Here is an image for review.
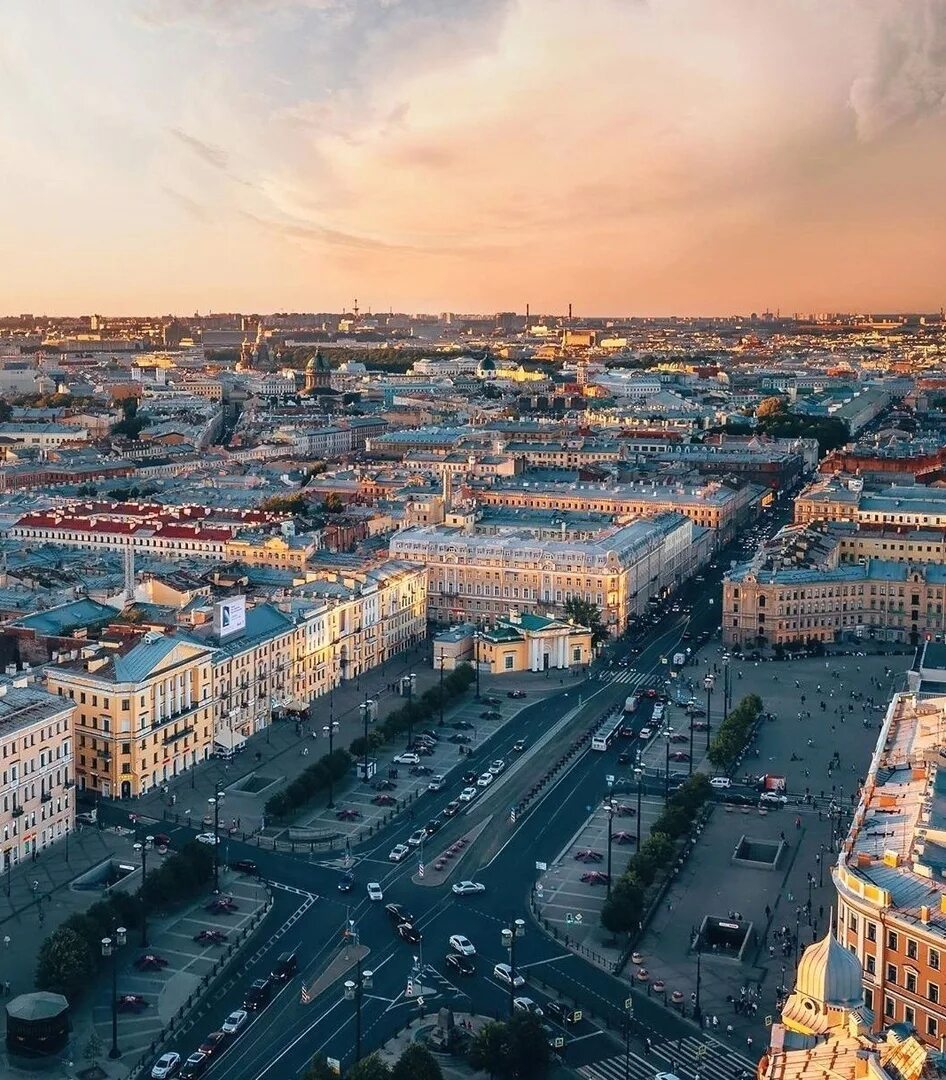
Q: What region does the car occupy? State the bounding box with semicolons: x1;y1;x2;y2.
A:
477;772;494;787
544;1000;582;1025
450;733;472;744
692;720;709;731
760;791;788;806
409;764;434;776
452;880;485;896
179;1052;210;1080
446;952;476;976
493;962;525;988
414;743;435;756
373;778;398;791
194;929;227;944
688;706;706;717
575;848;604;862
389;844;410;862
449;934;476;955
373;793;397;807
669;733;688;743
512;739;526;753
199;1032;227;1057
243;977;272;1011
424;818;442;835
367;882;384;901
489;759;505;775
462;771;479;784
669;751;690;762
709;776;732;789
222;1009;249;1035
420;729;441;741
481;696;501;706
581;870;610;885
338;871;355;892
722;793;753;806
151;1052;181;1079
508;690;527;698
230;859;258;875
135;953;169;971
407;828;427;847
513;996;544;1017
442;800;461;817
459;787;478;802
385;903;414;925
396;922;422;944
480;710;501;722
414;735;437;747
116;994;148;1013
393;752;420;765
195;833;220;845
272;951;298;981
655;1073;684;1080
336;808;362;821
453;720;474;730
206;896;239;913
638;727;653;739
617;751;632;765
152;832;172;848
428;775;445;792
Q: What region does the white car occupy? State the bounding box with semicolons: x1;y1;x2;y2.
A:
452;880;486;896
389;844;410;862
459;787;478;802
513;996;544;1017
760;791;788;805
489;760;505;775
428;776;445;792
367;882;384;901
638;727;653;740
493;962;525;988
449;934;476;956
476;772;494;787
221;1009;248;1035
407;829;427;847
195;833;220;845
393;752;420;766
709;776;732;789
151;1053;181;1079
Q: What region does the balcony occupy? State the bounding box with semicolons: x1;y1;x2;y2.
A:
152;700;202;733
163;726;195;747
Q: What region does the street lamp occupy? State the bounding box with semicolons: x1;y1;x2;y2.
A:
634;766;644;848
359;696;371;782
722;654;732;718
343;925;372;1064
406;673;417;747
818;843;825;888
623;997;634;1080
605;798;616;898
323;717;340;808
132;835;153;947
474;631;482;701
438;649;445;726
693;947;703;1026
703;674;715;750
208;793;223;894
663;726;673;804
101;926;127;1059
807;872;815;926
501;918;526;1018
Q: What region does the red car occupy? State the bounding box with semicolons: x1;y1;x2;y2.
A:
194;929;228;944
614;804;637;816
199;1031;227;1057
372;794;397;807
206;897;239;914
574;849;603;863
669;733;688;744
692;720;709;731
580;871;610;885
134;953;169;971
611;831;636;844
336;809;362;821
116;994;148;1013
670;751;690;762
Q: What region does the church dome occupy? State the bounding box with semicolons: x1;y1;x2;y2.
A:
795;930;864;1008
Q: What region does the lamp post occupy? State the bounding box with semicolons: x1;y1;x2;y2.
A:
663;726;673;804
703;674;715;750
818;843;825;888
101;926;127;1059
807;872;815;926
406;673;417;748
501;918;526;1018
474;631;482;701
635;765;643;848
438;649;445;726
323;717;340;808
693;947;703;1026
343;924;372;1065
723;654;732;718
208;792;223;894
605;797;616;898
359;696;371;782
132;835;153;947
794;907;801;968
624;997;634;1080
687;705;695;776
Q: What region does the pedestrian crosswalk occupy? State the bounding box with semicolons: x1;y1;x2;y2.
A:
598;670;644;685
580;1035;753;1080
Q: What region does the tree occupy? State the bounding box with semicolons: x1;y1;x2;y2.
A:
600;877;644;935
35;926;94;1001
346;1053;391;1080
562;597;607;646
84;1030;104;1068
506;1014;551;1080
304;1054;338;1080
469;1021;510;1078
755;396;786;419
392;1043;443;1080
322;492;344;514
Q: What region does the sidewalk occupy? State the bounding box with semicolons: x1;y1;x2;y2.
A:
119;641;567;837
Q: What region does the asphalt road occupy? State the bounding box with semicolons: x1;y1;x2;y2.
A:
132;502;799;1080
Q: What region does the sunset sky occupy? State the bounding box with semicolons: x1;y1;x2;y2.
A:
3;0;946;316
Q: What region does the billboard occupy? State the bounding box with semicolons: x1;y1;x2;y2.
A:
214;595;247;639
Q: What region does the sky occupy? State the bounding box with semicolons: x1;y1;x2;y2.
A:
2;0;946;317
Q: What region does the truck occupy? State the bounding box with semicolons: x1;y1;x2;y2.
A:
624;694;639;714
757;773;787;793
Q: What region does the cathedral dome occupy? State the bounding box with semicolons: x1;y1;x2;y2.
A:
796;930;864;1008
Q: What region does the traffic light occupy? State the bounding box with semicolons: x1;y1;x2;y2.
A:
406;978;414;997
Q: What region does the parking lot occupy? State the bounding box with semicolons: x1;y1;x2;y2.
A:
90;870;267;1062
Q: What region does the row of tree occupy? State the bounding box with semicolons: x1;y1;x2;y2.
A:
305;1013;551;1080
600;772;712;935
706;693;764;771
36;840;215;1002
264;748;352;820
348;665;476;759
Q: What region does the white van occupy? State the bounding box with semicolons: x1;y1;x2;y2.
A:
709;776;732;789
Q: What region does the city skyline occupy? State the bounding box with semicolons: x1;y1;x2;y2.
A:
3;1;946;315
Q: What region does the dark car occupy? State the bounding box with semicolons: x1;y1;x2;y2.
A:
479;710;501;722
338;871;355;892
544;1000;582;1024
481;696;500;706
617;751;632;765
722;792;753;806
372;779;397;791
179;1052;210;1080
415;743;435;756
243;978;272;1011
424;818;442;835
462;771;479;784
396;922;422;944
450;733;471;744
419;729;440;741
194;929;227;944
446;953;476;976
116;994;148;1013
409;764;433;776
507;690;527;699
385;903;414;925
198;1032;227;1057
372;793;397;807
452;720;474;730
230;859;258;875
512;739;526;753
271;951;298;982
442;800;461;817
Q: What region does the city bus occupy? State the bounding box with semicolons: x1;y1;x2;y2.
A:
591;713;624;752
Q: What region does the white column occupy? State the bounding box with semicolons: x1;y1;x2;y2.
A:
154;684;163;722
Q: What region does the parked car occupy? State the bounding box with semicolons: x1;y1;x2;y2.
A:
194;929;227;944
393;752;420;765
179;1052;209;1080
116;994;148;1013
135;953;169;972
373;794;397;807
449;733;472;744
453;720;474;730
221;1009;249;1035
480;710;501;722
508;690;527;699
151;1052;181;1079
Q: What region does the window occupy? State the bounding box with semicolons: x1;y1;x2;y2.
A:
904;1005;915;1026
907;939;918;960
931;948;940;971
864;988;874;1012
887;930;899;951
866;955;876;975
504;656;514;671
121;699;130;711
867;921;877;943
928;1017;939;1039
929;983;939;1004
886;963;898;985
906;971;917;993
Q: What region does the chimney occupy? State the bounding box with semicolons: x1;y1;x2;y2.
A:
921;905;931;924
